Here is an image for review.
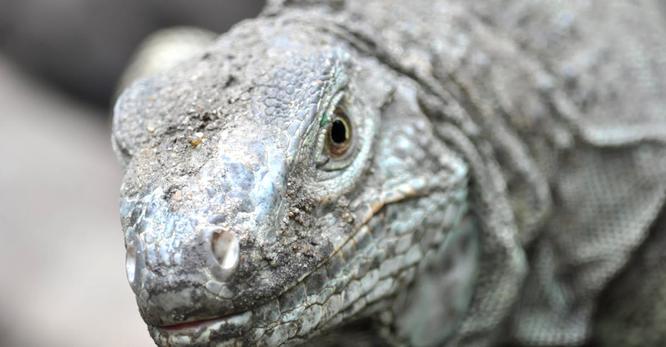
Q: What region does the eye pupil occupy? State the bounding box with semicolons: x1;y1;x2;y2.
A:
324;99;352;158
330;119;348;144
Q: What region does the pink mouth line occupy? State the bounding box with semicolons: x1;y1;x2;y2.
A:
159;316;225;331
157;310;253;332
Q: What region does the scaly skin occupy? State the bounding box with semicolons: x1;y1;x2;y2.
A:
112;1;666;346
113;15;477;346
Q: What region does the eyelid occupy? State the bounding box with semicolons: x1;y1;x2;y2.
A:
319;90;345;127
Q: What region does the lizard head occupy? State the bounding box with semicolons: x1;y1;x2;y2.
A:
113;16;475;346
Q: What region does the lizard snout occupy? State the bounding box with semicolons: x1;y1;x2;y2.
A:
120;195;250;327
118;138;295;328
124;224;241;294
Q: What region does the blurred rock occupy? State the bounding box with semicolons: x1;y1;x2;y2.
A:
0;0;264;108
0;56;152;346
116;27;217;99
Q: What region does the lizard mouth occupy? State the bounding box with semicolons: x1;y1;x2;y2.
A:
156;310;253;332
159;315;240;331
150;311;253;344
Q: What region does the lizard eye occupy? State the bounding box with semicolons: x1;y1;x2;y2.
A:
325;104;352;157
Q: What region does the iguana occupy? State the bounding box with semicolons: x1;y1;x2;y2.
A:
111;1;666;346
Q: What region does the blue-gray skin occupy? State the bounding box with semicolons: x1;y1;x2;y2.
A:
113;0;666;346
113;14;477;346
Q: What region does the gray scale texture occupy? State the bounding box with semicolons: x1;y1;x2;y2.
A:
112;0;666;346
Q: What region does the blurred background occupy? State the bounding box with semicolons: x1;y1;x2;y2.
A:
0;1;264;345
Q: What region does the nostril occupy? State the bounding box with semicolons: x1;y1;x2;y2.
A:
126;244;137;286
210;229;240;280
